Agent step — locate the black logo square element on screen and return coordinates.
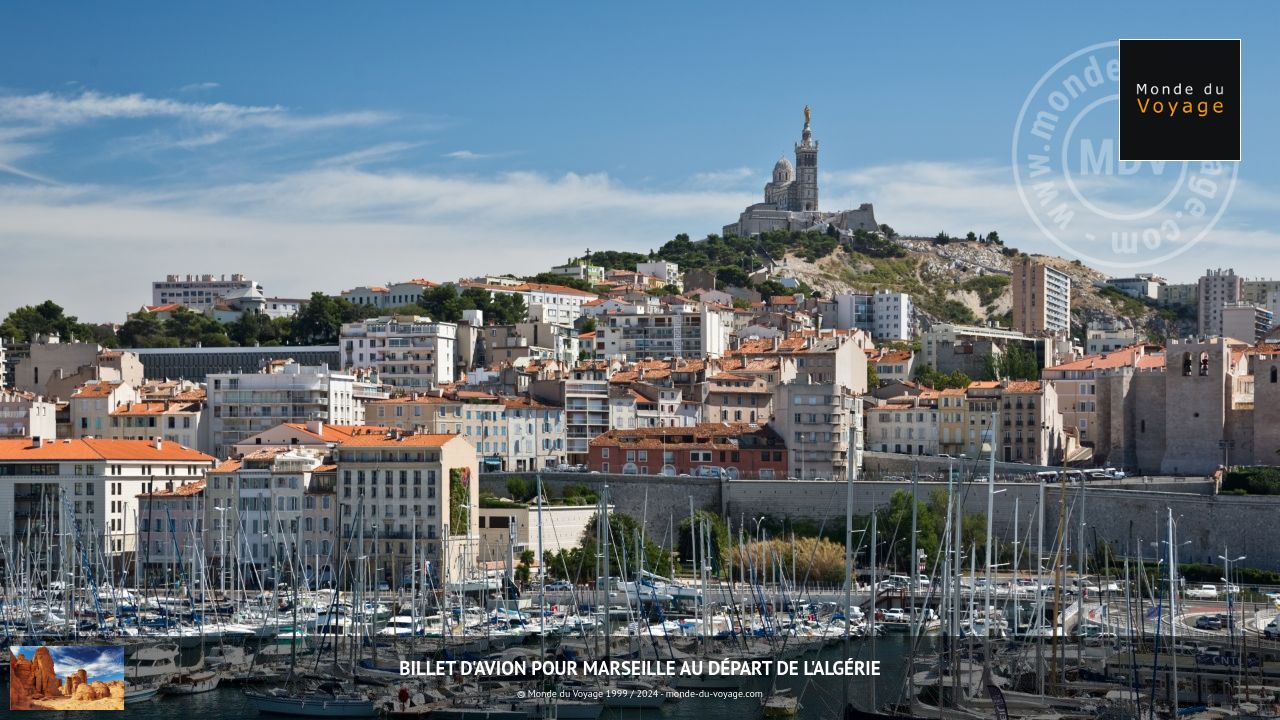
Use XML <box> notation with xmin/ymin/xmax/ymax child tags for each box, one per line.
<box><xmin>1119</xmin><ymin>39</ymin><xmax>1240</xmax><ymax>161</ymax></box>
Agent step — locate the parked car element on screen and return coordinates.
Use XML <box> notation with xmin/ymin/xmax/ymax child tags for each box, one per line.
<box><xmin>1195</xmin><ymin>615</ymin><xmax>1223</xmax><ymax>630</ymax></box>
<box><xmin>1264</xmin><ymin>618</ymin><xmax>1279</xmax><ymax>639</ymax></box>
<box><xmin>544</xmin><ymin>580</ymin><xmax>573</xmax><ymax>591</ymax></box>
<box><xmin>1186</xmin><ymin>584</ymin><xmax>1220</xmax><ymax>599</ymax></box>
<box><xmin>881</xmin><ymin>608</ymin><xmax>907</xmax><ymax>622</ymax></box>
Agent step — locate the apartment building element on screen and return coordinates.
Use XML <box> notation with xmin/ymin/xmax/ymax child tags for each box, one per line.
<box><xmin>458</xmin><ymin>321</ymin><xmax>579</xmax><ymax>370</ymax></box>
<box><xmin>1198</xmin><ymin>268</ymin><xmax>1244</xmax><ymax>337</ymax></box>
<box><xmin>703</xmin><ymin>372</ymin><xmax>773</xmax><ymax>424</ymax></box>
<box><xmin>1104</xmin><ymin>274</ymin><xmax>1165</xmax><ymax>300</ymax></box>
<box><xmin>0</xmin><ymin>389</ymin><xmax>56</xmax><ymax>439</ymax></box>
<box><xmin>339</xmin><ymin>279</ymin><xmax>438</xmax><ymax>309</ymax></box>
<box><xmin>530</xmin><ymin>364</ymin><xmax>611</xmax><ymax>465</ymax></box>
<box><xmin>208</xmin><ymin>362</ymin><xmax>364</xmax><ymax>458</ymax></box>
<box><xmin>334</xmin><ymin>431</ymin><xmax>478</xmax><ymax>589</ymax></box>
<box><xmin>203</xmin><ymin>448</ymin><xmax>327</xmax><ymax>588</ymax></box>
<box><xmin>1221</xmin><ymin>302</ymin><xmax>1273</xmax><ymax>343</ymax></box>
<box><xmin>135</xmin><ymin>479</ymin><xmax>206</xmax><ymax>583</ymax></box>
<box><xmin>0</xmin><ymin>437</ymin><xmax>214</xmax><ymax>573</ymax></box>
<box><xmin>1012</xmin><ymin>257</ymin><xmax>1071</xmax><ymax>336</ymax></box>
<box><xmin>366</xmin><ymin>392</ymin><xmax>567</xmax><ymax>471</ymax></box>
<box><xmin>595</xmin><ymin>302</ymin><xmax>731</xmax><ymax>361</ymax></box>
<box><xmin>770</xmin><ymin>380</ymin><xmax>862</xmax><ymax>481</ymax></box>
<box><xmin>340</xmin><ymin>315</ymin><xmax>457</xmax><ymax>389</ymax></box>
<box><xmin>1086</xmin><ymin>321</ymin><xmax>1138</xmax><ymax>355</ymax></box>
<box><xmin>867</xmin><ymin>393</ymin><xmax>939</xmax><ymax>456</ymax></box>
<box><xmin>16</xmin><ymin>341</ymin><xmax>144</xmax><ymax>400</ymax></box>
<box><xmin>734</xmin><ymin>331</ymin><xmax>869</xmax><ymax>394</ymax></box>
<box><xmin>997</xmin><ymin>380</ymin><xmax>1063</xmax><ymax>465</ymax></box>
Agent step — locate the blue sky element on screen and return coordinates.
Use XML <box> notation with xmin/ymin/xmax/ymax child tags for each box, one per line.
<box><xmin>10</xmin><ymin>645</ymin><xmax>125</xmax><ymax>684</ymax></box>
<box><xmin>0</xmin><ymin>2</ymin><xmax>1277</xmax><ymax>321</ymax></box>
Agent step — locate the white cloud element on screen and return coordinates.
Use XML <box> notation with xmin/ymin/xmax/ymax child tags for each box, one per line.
<box><xmin>0</xmin><ymin>90</ymin><xmax>393</xmax><ymax>134</ymax></box>
<box><xmin>443</xmin><ymin>149</ymin><xmax>513</xmax><ymax>160</ymax></box>
<box><xmin>180</xmin><ymin>82</ymin><xmax>221</xmax><ymax>92</ymax></box>
<box><xmin>688</xmin><ymin>167</ymin><xmax>758</xmax><ymax>190</ymax></box>
<box><xmin>49</xmin><ymin>648</ymin><xmax>123</xmax><ymax>683</ymax></box>
<box><xmin>319</xmin><ymin>142</ymin><xmax>424</xmax><ymax>168</ymax></box>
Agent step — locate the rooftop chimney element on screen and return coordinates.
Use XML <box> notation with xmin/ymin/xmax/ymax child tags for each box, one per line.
<box><xmin>306</xmin><ymin>419</ymin><xmax>325</xmax><ymax>437</ymax></box>
<box><xmin>152</xmin><ymin>437</ymin><xmax>163</xmax><ymax>451</ymax></box>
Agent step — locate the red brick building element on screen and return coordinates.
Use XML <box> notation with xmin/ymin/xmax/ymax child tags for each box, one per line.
<box><xmin>586</xmin><ymin>423</ymin><xmax>788</xmax><ymax>479</ymax></box>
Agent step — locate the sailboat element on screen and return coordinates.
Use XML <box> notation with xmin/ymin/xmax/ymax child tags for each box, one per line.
<box><xmin>246</xmin><ymin>502</ymin><xmax>378</xmax><ymax>718</ymax></box>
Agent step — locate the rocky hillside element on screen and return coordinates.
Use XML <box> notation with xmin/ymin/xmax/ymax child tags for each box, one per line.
<box><xmin>770</xmin><ymin>235</ymin><xmax>1194</xmax><ymax>341</ymax></box>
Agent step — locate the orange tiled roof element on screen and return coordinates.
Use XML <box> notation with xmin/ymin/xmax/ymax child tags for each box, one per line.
<box><xmin>0</xmin><ymin>438</ymin><xmax>213</xmax><ymax>462</ymax></box>
<box><xmin>72</xmin><ymin>382</ymin><xmax>122</xmax><ymax>399</ymax></box>
<box><xmin>1046</xmin><ymin>344</ymin><xmax>1165</xmax><ymax>373</ymax></box>
<box><xmin>139</xmin><ymin>479</ymin><xmax>206</xmax><ymax>497</ymax></box>
<box><xmin>209</xmin><ymin>458</ymin><xmax>243</xmax><ymax>473</ymax></box>
<box><xmin>111</xmin><ymin>401</ymin><xmax>200</xmax><ymax>416</ymax></box>
<box><xmin>337</xmin><ymin>432</ymin><xmax>457</xmax><ymax>448</ymax></box>
<box><xmin>1004</xmin><ymin>380</ymin><xmax>1043</xmax><ymax>393</ymax></box>
<box><xmin>280</xmin><ymin>423</ymin><xmax>396</xmax><ymax>442</ymax></box>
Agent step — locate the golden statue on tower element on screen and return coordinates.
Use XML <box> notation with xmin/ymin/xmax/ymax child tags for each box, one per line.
<box><xmin>804</xmin><ymin>105</ymin><xmax>811</xmax><ymax>125</ymax></box>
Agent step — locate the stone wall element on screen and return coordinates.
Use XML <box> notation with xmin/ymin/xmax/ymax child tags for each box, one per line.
<box><xmin>482</xmin><ymin>471</ymin><xmax>1273</xmax><ymax>568</ymax></box>
<box><xmin>481</xmin><ymin>472</ymin><xmax>722</xmax><ymax>551</ymax></box>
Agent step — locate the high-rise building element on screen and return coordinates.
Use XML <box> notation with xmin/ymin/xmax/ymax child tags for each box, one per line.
<box><xmin>1012</xmin><ymin>257</ymin><xmax>1071</xmax><ymax>336</ymax></box>
<box><xmin>1197</xmin><ymin>268</ymin><xmax>1244</xmax><ymax>337</ymax></box>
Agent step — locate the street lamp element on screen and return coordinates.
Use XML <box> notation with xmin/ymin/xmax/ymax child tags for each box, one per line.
<box><xmin>213</xmin><ymin>506</ymin><xmax>229</xmax><ymax>599</ymax></box>
<box><xmin>1217</xmin><ymin>552</ymin><xmax>1246</xmax><ymax>646</ymax></box>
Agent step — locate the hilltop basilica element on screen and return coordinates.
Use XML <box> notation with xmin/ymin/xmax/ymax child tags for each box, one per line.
<box><xmin>723</xmin><ymin>106</ymin><xmax>880</xmax><ymax>238</ymax></box>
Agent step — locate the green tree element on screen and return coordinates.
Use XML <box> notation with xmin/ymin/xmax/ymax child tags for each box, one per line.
<box><xmin>291</xmin><ymin>292</ymin><xmax>350</xmax><ymax>344</ymax></box>
<box><xmin>525</xmin><ymin>273</ymin><xmax>594</xmax><ymax>293</ymax></box>
<box><xmin>117</xmin><ymin>312</ymin><xmax>166</xmax><ymax>347</ymax></box>
<box><xmin>913</xmin><ymin>363</ymin><xmax>972</xmax><ymax>390</ymax></box>
<box><xmin>677</xmin><ymin>511</ymin><xmax>729</xmax><ymax>576</ymax></box>
<box><xmin>980</xmin><ymin>344</ymin><xmax>1040</xmax><ymax>381</ymax></box>
<box><xmin>505</xmin><ymin>476</ymin><xmax>536</xmax><ymax>502</ymax></box>
<box><xmin>875</xmin><ymin>490</ymin><xmax>942</xmax><ymax>572</ymax></box>
<box><xmin>867</xmin><ymin>363</ymin><xmax>880</xmax><ymax>389</ymax></box>
<box><xmin>0</xmin><ymin>301</ymin><xmax>98</xmax><ymax>343</ymax></box>
<box><xmin>163</xmin><ymin>308</ymin><xmax>229</xmax><ymax>346</ymax></box>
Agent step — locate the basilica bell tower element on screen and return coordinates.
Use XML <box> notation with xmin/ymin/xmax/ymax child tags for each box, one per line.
<box><xmin>793</xmin><ymin>105</ymin><xmax>819</xmax><ymax>212</ymax></box>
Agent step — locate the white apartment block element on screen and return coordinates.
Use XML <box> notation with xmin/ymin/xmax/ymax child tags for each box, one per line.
<box><xmin>208</xmin><ymin>362</ymin><xmax>362</xmax><ymax>458</ymax></box>
<box><xmin>340</xmin><ymin>316</ymin><xmax>457</xmax><ymax>390</ymax></box>
<box><xmin>635</xmin><ymin>261</ymin><xmax>681</xmax><ymax>286</ymax></box>
<box><xmin>0</xmin><ymin>389</ymin><xmax>56</xmax><ymax>439</ymax></box>
<box><xmin>153</xmin><ymin>274</ymin><xmax>259</xmax><ymax>311</ymax></box>
<box><xmin>871</xmin><ymin>290</ymin><xmax>913</xmax><ymax>341</ymax></box>
<box><xmin>596</xmin><ymin>303</ymin><xmax>730</xmax><ymax>361</ymax></box>
<box><xmin>0</xmin><ymin>437</ymin><xmax>214</xmax><ymax>567</ymax></box>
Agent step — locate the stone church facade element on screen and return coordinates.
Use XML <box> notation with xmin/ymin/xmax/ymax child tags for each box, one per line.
<box><xmin>724</xmin><ymin>106</ymin><xmax>879</xmax><ymax>238</ymax></box>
